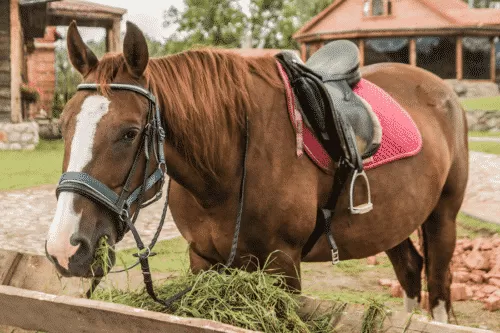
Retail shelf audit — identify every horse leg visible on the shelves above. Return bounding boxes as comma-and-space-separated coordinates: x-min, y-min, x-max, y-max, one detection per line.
385, 237, 423, 312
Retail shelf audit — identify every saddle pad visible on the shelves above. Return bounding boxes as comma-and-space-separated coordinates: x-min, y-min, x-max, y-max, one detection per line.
276, 62, 423, 172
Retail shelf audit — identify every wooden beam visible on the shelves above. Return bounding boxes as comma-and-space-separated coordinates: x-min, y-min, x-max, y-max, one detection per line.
456, 37, 463, 80
10, 0, 22, 123
0, 286, 254, 333
295, 28, 500, 44
359, 39, 365, 67
300, 43, 306, 62
409, 38, 416, 66
106, 18, 121, 52
490, 37, 496, 82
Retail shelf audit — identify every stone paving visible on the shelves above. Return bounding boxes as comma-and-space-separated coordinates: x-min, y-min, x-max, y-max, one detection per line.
461, 152, 500, 225
0, 151, 499, 255
0, 182, 180, 255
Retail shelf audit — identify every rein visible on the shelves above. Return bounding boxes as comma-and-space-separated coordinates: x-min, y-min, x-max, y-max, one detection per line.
56, 83, 249, 308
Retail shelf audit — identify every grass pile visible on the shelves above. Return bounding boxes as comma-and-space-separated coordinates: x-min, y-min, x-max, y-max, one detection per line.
91, 266, 343, 333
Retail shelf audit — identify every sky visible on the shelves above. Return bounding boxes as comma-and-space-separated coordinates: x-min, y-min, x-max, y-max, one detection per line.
75, 0, 250, 42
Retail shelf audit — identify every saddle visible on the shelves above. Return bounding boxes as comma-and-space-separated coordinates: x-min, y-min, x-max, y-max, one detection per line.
277, 41, 381, 162
276, 40, 382, 264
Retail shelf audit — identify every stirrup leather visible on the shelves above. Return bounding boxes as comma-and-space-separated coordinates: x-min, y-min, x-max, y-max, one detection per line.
349, 169, 373, 215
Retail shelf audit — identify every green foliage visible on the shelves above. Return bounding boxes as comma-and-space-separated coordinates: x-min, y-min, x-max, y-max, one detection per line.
163, 0, 332, 53
0, 139, 64, 191
468, 131, 500, 137
461, 96, 500, 111
53, 47, 82, 119
468, 141, 500, 155
248, 0, 331, 49
163, 0, 246, 53
456, 212, 500, 237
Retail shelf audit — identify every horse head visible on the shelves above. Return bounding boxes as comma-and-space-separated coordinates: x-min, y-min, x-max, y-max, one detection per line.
45, 21, 164, 278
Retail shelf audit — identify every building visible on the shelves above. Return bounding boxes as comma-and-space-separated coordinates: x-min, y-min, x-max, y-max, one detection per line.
294, 0, 500, 82
0, 0, 125, 150
0, 0, 125, 124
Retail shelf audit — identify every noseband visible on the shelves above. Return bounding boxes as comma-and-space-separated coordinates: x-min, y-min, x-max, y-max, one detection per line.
56, 83, 167, 242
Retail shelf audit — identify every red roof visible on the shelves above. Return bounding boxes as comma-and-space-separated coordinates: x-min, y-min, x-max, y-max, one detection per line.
294, 0, 500, 40
48, 0, 126, 16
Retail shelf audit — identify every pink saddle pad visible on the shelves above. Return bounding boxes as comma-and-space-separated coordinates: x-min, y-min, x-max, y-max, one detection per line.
277, 62, 423, 172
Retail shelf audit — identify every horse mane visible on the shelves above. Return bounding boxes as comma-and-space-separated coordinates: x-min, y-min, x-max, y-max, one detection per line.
93, 49, 283, 178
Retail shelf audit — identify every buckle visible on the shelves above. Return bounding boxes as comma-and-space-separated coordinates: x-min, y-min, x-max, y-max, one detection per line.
158, 126, 166, 140
133, 246, 156, 259
331, 248, 340, 265
349, 169, 373, 215
119, 209, 130, 222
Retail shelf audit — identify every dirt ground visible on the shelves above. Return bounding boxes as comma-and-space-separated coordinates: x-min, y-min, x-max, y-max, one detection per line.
301, 254, 500, 332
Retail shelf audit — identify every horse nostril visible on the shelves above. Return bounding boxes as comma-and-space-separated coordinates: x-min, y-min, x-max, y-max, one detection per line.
69, 234, 92, 263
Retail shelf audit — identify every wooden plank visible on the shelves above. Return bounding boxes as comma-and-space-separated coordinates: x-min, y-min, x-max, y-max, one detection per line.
0, 286, 256, 333
457, 37, 463, 80
0, 251, 22, 285
490, 38, 496, 82
410, 38, 417, 66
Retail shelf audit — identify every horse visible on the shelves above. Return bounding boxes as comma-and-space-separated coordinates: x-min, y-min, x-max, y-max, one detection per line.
45, 21, 468, 323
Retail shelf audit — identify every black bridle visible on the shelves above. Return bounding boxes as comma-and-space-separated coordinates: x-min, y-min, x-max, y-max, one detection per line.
57, 83, 167, 242
56, 83, 248, 308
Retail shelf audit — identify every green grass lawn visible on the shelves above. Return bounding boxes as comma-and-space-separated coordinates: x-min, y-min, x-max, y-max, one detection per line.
468, 131, 500, 138
461, 96, 500, 111
0, 139, 64, 191
468, 141, 500, 155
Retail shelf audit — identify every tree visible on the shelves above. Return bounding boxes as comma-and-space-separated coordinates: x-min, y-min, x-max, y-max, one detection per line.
163, 0, 332, 52
163, 0, 246, 51
248, 0, 332, 49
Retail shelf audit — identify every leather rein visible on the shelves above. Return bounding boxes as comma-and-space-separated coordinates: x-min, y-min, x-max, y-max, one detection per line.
56, 83, 249, 308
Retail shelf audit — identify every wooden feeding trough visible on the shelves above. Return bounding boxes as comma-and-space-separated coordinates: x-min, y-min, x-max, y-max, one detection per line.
0, 250, 495, 333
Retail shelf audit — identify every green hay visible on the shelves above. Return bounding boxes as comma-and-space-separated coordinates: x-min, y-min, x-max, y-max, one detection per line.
361, 299, 388, 333
92, 268, 342, 333
91, 235, 112, 276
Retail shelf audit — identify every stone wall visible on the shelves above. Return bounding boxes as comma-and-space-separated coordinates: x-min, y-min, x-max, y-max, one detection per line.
467, 110, 500, 132
447, 80, 500, 99
0, 122, 39, 150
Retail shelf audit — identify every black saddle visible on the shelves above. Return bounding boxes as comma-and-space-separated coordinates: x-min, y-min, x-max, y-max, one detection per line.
278, 40, 380, 161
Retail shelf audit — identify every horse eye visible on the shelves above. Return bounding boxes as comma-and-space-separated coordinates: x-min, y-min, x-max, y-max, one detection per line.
123, 130, 139, 141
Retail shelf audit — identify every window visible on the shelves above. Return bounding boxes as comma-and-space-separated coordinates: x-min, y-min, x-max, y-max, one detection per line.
416, 37, 456, 79
372, 0, 384, 16
364, 0, 392, 17
365, 38, 410, 65
463, 37, 491, 80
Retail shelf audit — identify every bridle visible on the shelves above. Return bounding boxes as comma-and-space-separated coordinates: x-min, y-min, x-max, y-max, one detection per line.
56, 82, 249, 308
57, 83, 167, 242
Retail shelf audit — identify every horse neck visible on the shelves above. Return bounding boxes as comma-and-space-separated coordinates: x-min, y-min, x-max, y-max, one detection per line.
153, 85, 245, 210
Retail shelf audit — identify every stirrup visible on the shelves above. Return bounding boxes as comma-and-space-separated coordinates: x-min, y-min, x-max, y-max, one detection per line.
349, 169, 373, 215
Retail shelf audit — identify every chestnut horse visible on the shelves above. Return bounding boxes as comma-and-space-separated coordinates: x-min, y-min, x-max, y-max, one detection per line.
45, 22, 468, 323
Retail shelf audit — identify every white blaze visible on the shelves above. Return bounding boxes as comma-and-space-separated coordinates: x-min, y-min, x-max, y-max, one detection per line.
46, 96, 110, 270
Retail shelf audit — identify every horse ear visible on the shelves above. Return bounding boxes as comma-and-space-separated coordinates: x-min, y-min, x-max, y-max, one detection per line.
123, 21, 149, 78
67, 21, 98, 76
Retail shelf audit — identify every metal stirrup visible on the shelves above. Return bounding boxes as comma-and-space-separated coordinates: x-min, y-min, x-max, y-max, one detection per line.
349, 169, 373, 215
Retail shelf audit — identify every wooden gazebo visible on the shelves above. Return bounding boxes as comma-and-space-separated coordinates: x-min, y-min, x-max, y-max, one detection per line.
294, 0, 500, 82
